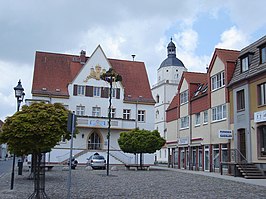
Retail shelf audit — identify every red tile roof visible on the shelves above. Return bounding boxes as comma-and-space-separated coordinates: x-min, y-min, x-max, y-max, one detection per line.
178, 71, 207, 92
208, 48, 239, 73
32, 51, 155, 104
166, 95, 179, 111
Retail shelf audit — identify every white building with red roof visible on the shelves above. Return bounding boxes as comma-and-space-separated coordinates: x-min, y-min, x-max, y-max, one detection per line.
29, 45, 156, 165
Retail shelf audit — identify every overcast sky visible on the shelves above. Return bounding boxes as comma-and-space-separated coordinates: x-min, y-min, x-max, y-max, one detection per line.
0, 0, 266, 121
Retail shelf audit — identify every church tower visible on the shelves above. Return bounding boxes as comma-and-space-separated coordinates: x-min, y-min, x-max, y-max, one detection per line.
152, 39, 187, 163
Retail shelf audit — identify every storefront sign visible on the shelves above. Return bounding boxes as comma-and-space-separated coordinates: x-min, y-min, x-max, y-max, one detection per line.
178, 137, 189, 145
254, 110, 266, 123
218, 130, 232, 139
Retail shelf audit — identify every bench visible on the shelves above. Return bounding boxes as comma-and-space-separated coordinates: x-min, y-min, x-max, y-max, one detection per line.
125, 164, 150, 171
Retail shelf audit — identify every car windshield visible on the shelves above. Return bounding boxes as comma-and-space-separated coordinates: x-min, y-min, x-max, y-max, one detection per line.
93, 155, 104, 160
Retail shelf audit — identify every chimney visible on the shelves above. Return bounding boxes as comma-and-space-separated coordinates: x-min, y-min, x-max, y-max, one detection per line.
80, 50, 86, 64
131, 54, 136, 61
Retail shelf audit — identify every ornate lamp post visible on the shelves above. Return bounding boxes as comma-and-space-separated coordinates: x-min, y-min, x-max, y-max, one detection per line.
11, 80, 25, 190
100, 68, 122, 176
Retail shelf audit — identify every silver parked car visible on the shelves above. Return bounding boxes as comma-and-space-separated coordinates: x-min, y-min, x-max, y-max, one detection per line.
86, 153, 106, 169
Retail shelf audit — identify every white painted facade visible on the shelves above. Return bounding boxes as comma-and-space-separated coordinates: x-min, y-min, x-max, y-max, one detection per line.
29, 46, 155, 165
152, 40, 187, 163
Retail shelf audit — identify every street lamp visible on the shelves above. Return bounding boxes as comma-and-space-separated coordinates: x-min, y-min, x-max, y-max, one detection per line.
11, 80, 25, 190
100, 68, 122, 176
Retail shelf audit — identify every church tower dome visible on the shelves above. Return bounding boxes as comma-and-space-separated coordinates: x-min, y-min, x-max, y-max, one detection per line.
159, 38, 185, 69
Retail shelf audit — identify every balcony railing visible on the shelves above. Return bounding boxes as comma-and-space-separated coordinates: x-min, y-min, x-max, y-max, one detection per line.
77, 116, 136, 129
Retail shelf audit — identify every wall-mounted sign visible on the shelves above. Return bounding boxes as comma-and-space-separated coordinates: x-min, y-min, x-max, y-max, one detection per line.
178, 137, 189, 145
254, 110, 266, 123
89, 120, 107, 127
218, 130, 232, 139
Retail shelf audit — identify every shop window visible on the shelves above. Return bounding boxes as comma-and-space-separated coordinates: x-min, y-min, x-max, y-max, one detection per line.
258, 125, 266, 157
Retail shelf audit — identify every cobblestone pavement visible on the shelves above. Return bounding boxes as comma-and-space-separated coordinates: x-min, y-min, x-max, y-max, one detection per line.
0, 166, 265, 199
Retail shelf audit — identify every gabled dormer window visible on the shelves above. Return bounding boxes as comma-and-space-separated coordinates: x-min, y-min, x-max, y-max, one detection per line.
241, 56, 249, 72
260, 45, 266, 64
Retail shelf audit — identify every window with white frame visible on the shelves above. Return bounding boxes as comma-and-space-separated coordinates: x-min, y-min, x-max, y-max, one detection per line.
92, 107, 101, 117
212, 104, 226, 121
211, 71, 225, 91
241, 56, 249, 72
138, 110, 145, 122
76, 105, 85, 116
111, 108, 116, 118
195, 113, 200, 126
258, 82, 266, 106
203, 110, 208, 124
77, 85, 85, 95
123, 109, 131, 120
108, 88, 116, 98
180, 116, 189, 129
93, 87, 101, 97
180, 90, 188, 104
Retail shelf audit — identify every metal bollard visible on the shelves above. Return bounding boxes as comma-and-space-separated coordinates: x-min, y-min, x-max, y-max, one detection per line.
18, 160, 23, 175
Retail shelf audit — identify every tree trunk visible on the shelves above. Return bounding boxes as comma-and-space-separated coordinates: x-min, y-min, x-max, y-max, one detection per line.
140, 153, 143, 170
28, 152, 49, 199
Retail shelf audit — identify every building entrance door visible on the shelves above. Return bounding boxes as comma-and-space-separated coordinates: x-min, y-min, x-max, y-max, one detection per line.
88, 131, 102, 150
238, 129, 246, 160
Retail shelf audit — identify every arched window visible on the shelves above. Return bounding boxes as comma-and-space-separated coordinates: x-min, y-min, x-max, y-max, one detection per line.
88, 131, 101, 150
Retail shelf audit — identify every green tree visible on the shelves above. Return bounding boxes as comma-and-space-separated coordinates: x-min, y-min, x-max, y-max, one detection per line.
0, 102, 73, 156
0, 102, 76, 198
118, 129, 165, 168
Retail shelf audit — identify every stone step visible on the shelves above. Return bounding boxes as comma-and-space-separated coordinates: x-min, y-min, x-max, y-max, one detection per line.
244, 175, 266, 179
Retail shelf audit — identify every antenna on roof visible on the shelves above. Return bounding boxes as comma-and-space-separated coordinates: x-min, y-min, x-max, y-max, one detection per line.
131, 54, 136, 61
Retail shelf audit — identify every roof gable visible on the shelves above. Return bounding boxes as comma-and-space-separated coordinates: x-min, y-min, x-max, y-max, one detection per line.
72, 45, 113, 86
208, 48, 239, 74
32, 46, 155, 104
